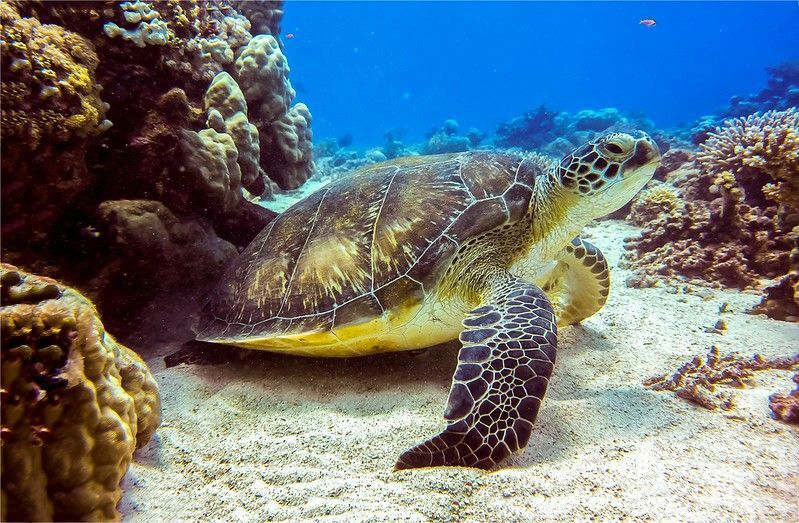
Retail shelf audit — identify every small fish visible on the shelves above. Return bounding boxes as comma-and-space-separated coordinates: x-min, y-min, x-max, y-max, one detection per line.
639, 18, 656, 27
285, 33, 295, 39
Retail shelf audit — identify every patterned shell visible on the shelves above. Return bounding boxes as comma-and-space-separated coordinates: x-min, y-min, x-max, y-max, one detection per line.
198, 152, 545, 341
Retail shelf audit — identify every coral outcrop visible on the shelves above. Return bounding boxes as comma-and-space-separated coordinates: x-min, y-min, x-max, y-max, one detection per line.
262, 102, 314, 189
204, 71, 262, 194
422, 119, 484, 154
234, 33, 314, 189
644, 346, 799, 411
0, 264, 161, 521
2, 1, 304, 333
0, 2, 109, 249
233, 0, 284, 37
689, 61, 799, 144
103, 0, 254, 83
770, 373, 799, 423
623, 109, 799, 318
494, 105, 658, 157
235, 34, 294, 123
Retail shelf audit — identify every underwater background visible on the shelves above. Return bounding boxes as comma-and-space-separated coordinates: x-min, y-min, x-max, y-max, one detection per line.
284, 1, 799, 146
1, 1, 798, 521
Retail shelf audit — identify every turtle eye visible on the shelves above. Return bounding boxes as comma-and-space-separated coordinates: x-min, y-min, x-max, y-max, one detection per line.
604, 142, 624, 154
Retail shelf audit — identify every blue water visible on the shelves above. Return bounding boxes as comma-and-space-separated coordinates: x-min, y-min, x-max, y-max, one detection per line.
283, 1, 799, 147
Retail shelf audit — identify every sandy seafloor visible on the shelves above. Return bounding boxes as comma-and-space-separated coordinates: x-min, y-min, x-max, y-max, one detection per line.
120, 218, 798, 522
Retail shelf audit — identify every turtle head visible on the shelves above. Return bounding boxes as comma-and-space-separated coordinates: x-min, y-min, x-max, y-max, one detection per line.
555, 131, 661, 217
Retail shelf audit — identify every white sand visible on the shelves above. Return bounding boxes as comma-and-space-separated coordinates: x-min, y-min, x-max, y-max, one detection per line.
121, 220, 798, 522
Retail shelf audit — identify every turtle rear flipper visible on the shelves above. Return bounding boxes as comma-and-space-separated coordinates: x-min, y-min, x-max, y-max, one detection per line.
543, 237, 610, 326
395, 274, 557, 470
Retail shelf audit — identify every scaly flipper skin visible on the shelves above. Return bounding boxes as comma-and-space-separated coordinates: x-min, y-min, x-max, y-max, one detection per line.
396, 273, 557, 470
544, 237, 610, 326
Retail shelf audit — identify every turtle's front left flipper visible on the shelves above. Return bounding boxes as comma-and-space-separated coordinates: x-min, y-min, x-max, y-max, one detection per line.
396, 273, 557, 470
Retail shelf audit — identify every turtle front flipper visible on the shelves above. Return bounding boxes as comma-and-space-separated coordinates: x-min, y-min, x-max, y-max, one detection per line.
542, 237, 610, 326
396, 273, 557, 470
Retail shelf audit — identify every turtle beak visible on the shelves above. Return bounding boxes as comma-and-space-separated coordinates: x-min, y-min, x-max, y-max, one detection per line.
627, 132, 661, 171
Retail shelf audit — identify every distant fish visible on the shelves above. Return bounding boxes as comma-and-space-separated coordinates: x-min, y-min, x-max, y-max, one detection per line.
285, 33, 295, 39
639, 19, 656, 27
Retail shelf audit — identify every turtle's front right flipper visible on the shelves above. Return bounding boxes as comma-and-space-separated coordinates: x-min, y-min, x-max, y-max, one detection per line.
396, 273, 557, 470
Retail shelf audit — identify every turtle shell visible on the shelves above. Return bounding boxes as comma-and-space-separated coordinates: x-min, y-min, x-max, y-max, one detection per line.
197, 152, 544, 345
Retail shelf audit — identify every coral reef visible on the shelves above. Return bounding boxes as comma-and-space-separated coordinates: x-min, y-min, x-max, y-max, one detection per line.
769, 373, 799, 423
689, 61, 799, 144
494, 105, 657, 157
698, 108, 799, 214
103, 1, 169, 48
623, 109, 799, 312
233, 0, 284, 37
102, 0, 253, 83
0, 2, 109, 248
1, 1, 302, 333
495, 105, 558, 150
644, 346, 799, 410
204, 71, 262, 194
234, 34, 314, 189
422, 119, 484, 155
0, 264, 161, 521
262, 102, 314, 189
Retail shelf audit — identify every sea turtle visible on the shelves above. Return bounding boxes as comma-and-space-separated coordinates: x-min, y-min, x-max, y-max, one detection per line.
197, 131, 661, 469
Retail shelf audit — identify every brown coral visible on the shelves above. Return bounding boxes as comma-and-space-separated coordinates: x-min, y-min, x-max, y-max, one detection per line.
0, 2, 107, 147
263, 102, 314, 189
0, 264, 161, 522
698, 108, 799, 214
624, 110, 799, 308
769, 373, 799, 423
644, 346, 799, 410
1, 2, 109, 250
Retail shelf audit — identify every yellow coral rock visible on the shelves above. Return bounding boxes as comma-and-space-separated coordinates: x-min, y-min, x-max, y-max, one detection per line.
0, 264, 161, 522
0, 3, 107, 149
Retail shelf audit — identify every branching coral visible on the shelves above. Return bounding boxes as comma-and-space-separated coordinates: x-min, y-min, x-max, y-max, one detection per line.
698, 108, 799, 214
0, 264, 161, 522
644, 346, 799, 410
769, 373, 799, 423
624, 109, 799, 308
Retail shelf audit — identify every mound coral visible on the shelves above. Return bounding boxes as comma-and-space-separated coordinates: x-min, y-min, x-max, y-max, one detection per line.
204, 71, 262, 194
623, 109, 799, 310
0, 264, 161, 521
263, 103, 314, 189
644, 345, 799, 411
235, 33, 294, 123
230, 34, 314, 188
